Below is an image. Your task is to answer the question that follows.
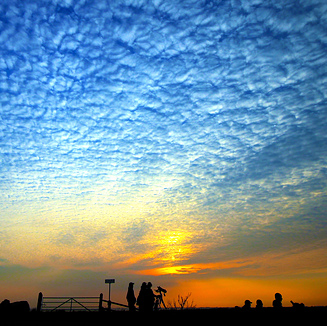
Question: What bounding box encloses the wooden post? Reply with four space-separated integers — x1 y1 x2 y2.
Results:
99 293 103 312
37 292 43 312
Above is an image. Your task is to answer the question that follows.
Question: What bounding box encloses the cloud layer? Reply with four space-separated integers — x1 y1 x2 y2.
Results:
1 0 327 284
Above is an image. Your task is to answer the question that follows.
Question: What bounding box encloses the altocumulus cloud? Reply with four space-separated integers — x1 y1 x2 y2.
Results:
0 0 327 274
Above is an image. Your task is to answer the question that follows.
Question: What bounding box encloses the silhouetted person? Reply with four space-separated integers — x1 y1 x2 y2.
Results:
126 282 136 312
137 282 147 312
144 282 155 312
273 293 283 308
242 300 252 309
256 299 263 309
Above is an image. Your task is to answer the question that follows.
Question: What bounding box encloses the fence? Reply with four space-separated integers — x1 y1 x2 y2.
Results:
102 298 131 310
37 292 104 312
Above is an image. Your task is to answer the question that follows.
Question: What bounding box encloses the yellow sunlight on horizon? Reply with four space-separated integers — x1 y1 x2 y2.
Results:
114 229 202 272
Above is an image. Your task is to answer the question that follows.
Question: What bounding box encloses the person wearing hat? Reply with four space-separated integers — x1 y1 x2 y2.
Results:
126 282 136 312
242 299 252 309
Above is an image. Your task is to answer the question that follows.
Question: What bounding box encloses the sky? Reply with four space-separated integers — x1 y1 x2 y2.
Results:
1 0 327 308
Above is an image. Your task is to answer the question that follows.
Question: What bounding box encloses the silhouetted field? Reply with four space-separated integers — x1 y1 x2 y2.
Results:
2 307 327 326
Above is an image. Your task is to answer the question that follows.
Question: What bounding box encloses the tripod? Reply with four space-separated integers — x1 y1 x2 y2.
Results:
154 286 167 310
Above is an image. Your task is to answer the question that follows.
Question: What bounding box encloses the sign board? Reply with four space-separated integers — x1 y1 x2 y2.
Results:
105 279 115 284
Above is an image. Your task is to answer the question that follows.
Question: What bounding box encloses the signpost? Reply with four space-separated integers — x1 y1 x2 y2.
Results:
105 279 115 311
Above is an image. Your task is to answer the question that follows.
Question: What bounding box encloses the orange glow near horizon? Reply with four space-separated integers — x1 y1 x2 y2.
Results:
130 244 327 277
167 275 327 308
1 270 327 309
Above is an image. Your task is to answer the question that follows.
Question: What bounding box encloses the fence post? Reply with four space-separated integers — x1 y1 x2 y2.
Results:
37 292 43 312
99 293 103 312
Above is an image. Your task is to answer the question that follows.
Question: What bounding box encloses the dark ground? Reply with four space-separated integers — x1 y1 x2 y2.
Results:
2 307 326 325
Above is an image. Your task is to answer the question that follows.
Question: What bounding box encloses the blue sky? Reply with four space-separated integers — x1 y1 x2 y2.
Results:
1 0 327 307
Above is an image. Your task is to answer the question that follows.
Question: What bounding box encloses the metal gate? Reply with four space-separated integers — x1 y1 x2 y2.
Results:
37 292 103 312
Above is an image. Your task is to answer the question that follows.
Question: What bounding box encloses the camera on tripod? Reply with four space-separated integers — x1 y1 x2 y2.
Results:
154 286 167 310
155 286 167 295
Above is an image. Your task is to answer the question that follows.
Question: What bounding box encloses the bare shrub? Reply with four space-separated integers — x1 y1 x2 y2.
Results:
167 293 196 310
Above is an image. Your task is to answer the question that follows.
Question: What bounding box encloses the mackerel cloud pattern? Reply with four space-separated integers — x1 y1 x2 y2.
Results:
1 0 327 253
